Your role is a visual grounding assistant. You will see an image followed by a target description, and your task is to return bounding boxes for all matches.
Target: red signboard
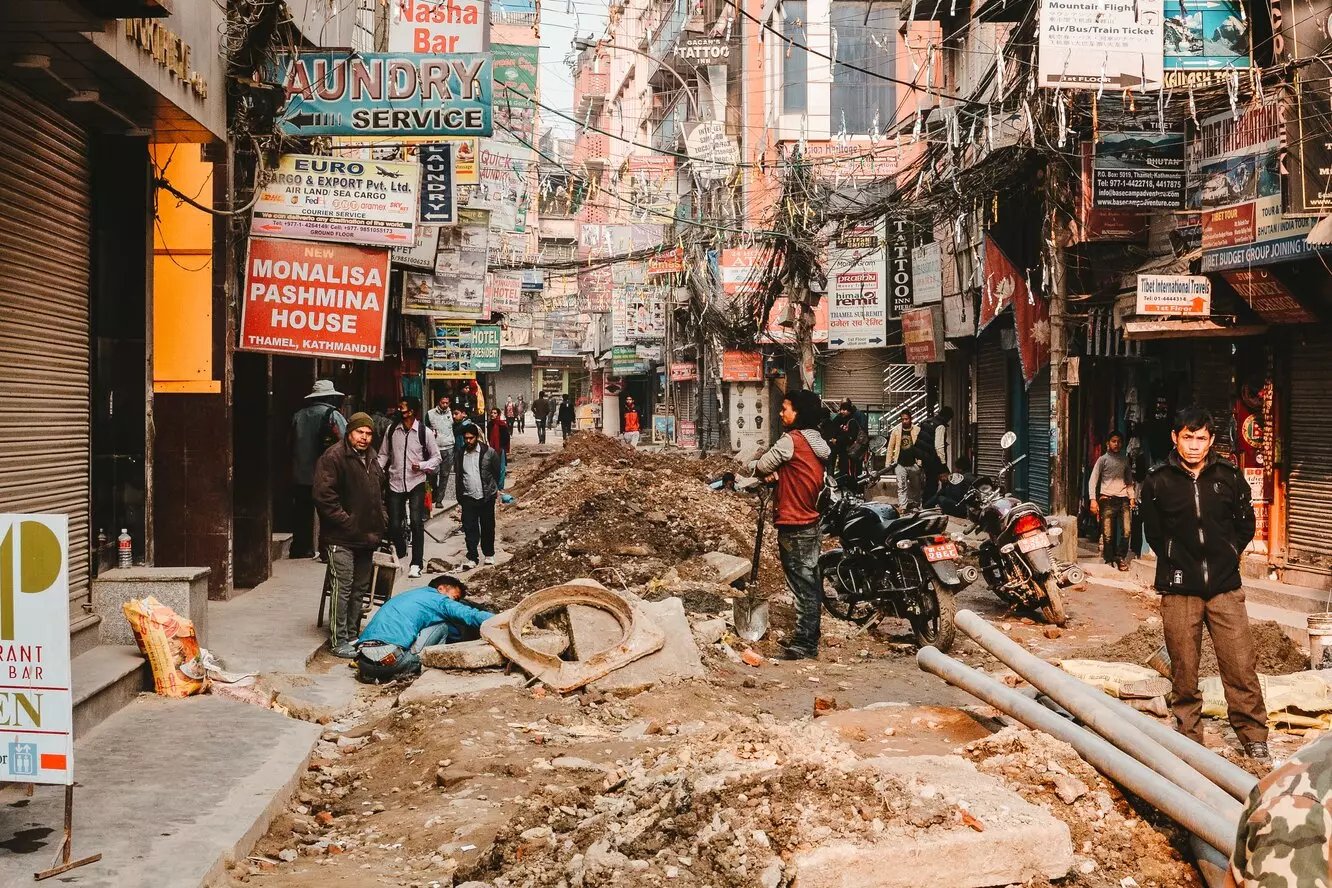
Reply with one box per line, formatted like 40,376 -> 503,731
721,350 -> 764,382
901,307 -> 941,364
1220,268 -> 1317,323
1202,204 -> 1256,250
241,237 -> 391,361
720,247 -> 766,297
647,248 -> 685,275
670,362 -> 698,382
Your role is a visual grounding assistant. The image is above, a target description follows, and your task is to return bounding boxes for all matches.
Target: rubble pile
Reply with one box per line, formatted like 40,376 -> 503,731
964,727 -> 1201,888
1072,619 -> 1307,677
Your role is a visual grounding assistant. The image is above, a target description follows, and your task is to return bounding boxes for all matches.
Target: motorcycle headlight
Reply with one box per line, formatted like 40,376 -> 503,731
1000,543 -> 1016,554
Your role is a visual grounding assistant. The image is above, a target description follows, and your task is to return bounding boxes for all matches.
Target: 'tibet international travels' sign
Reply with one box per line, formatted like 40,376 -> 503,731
241,238 -> 391,360
0,515 -> 73,785
275,52 -> 493,137
251,155 -> 420,247
1136,274 -> 1212,315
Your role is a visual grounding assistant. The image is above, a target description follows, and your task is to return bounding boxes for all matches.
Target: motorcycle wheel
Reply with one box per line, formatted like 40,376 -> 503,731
1039,574 -> 1068,626
822,580 -> 878,626
909,578 -> 957,652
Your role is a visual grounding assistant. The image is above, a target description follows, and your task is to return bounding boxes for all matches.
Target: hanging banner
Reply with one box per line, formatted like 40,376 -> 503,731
0,514 -> 73,785
979,235 -> 1020,333
418,143 -> 456,224
670,362 -> 698,382
485,271 -> 523,314
275,52 -> 493,137
470,323 -> 501,371
684,121 -> 740,183
1077,143 -> 1149,243
626,155 -> 678,221
1198,103 -> 1302,251
241,238 -> 390,360
433,206 -> 489,281
1013,280 -> 1052,387
647,248 -> 685,275
784,141 -> 901,183
886,217 -> 914,318
427,322 -> 477,379
392,223 -> 441,269
1038,0 -> 1164,89
901,306 -> 943,364
404,271 -> 486,318
911,243 -> 942,305
1163,0 -> 1250,89
1136,274 -> 1212,315
1092,132 -> 1187,210
251,154 -> 420,247
612,284 -> 666,343
492,43 -> 539,143
720,247 -> 765,298
1220,268 -> 1317,323
612,344 -> 649,375
828,220 -> 887,350
389,0 -> 485,53
721,350 -> 764,382
577,267 -> 614,312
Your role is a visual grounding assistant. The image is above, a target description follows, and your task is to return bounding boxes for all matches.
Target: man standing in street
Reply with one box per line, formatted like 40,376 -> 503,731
290,379 -> 347,560
488,407 -> 511,488
558,394 -> 575,443
425,394 -> 452,507
1139,406 -> 1269,765
516,395 -> 527,433
747,389 -> 830,661
887,409 -> 919,483
354,574 -> 493,682
456,422 -> 502,569
1089,431 -> 1136,570
621,396 -> 642,448
829,400 -> 865,480
532,391 -> 552,444
379,396 -> 442,579
910,406 -> 954,501
313,412 -> 386,657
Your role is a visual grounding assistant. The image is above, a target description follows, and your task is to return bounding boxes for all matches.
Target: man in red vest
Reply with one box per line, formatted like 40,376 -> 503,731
748,388 -> 831,659
622,396 -> 642,448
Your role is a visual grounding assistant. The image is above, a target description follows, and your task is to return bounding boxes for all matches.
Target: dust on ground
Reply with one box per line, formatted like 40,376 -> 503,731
1071,619 -> 1308,676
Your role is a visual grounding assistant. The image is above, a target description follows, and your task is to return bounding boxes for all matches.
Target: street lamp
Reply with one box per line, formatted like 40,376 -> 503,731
573,37 -> 699,116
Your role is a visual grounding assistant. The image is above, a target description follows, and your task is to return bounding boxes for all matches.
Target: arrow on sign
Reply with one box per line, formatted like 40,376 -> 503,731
386,232 -> 409,241
830,338 -> 846,345
1191,296 -> 1207,313
257,223 -> 282,231
284,111 -> 318,129
868,337 -> 884,344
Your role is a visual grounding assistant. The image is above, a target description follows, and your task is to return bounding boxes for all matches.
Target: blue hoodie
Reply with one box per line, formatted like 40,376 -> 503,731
359,587 -> 493,648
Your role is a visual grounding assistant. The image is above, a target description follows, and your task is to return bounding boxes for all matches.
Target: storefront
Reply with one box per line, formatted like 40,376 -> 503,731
1285,330 -> 1332,572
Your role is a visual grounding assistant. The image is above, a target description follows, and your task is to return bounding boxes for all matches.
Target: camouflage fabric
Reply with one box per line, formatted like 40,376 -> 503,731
1228,733 -> 1332,887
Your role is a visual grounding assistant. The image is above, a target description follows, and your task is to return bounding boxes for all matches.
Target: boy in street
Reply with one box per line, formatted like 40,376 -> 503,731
354,574 -> 493,681
1089,430 -> 1136,570
379,396 -> 443,579
747,389 -> 830,660
456,422 -> 502,569
1139,406 -> 1269,765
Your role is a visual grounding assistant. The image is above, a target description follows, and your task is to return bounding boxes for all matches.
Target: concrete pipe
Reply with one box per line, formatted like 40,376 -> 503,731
1188,835 -> 1231,888
954,609 -> 1256,805
917,646 -> 1239,856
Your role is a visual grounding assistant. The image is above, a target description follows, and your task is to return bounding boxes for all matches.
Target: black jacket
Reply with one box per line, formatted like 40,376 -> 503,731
557,401 -> 575,424
1139,451 -> 1255,596
454,441 -> 502,502
313,440 -> 388,549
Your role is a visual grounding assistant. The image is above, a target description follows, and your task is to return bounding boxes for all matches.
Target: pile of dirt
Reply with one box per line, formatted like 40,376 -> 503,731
1071,620 -> 1308,677
964,727 -> 1202,888
511,431 -> 734,497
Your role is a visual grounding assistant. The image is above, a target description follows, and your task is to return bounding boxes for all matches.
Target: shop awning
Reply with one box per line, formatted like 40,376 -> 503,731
1121,319 -> 1268,340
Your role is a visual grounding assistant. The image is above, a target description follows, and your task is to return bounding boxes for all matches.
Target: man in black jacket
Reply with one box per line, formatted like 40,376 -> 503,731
455,423 -> 502,569
1139,406 -> 1268,764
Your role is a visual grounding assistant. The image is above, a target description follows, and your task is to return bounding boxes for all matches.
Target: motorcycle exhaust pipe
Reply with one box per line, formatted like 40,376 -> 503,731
958,564 -> 980,584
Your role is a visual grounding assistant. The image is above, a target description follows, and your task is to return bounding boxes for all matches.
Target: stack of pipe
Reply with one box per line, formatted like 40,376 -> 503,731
917,609 -> 1258,887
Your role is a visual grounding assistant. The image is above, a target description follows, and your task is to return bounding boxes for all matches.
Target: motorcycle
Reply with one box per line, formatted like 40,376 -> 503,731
959,432 -> 1083,626
819,468 -> 962,651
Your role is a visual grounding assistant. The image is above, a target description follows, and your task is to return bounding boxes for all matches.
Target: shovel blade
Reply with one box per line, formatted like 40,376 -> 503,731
733,594 -> 769,642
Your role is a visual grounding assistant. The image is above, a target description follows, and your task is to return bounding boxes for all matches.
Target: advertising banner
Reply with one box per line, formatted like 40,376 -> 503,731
886,218 -> 914,318
577,267 -> 614,313
784,141 -> 901,182
612,344 -> 648,375
427,322 -> 477,379
241,238 -> 390,360
1038,0 -> 1164,89
1077,143 -> 1149,243
1279,1 -> 1332,216
721,350 -> 764,382
720,247 -> 765,298
1221,268 -> 1317,323
1163,0 -> 1250,88
404,271 -> 486,318
485,271 -> 523,314
677,419 -> 698,448
901,306 -> 943,364
0,514 -> 73,785
827,220 -> 887,350
647,248 -> 685,275
670,362 -> 698,382
392,223 -> 441,269
251,154 -> 419,246
470,323 -> 501,371
473,141 -> 535,232
492,43 -> 539,143
979,235 -> 1019,333
626,156 -> 678,222
1092,132 -> 1187,210
389,0 -> 485,52
612,284 -> 666,344
911,243 -> 942,305
685,120 -> 740,183
275,52 -> 493,137
1136,274 -> 1212,315
418,143 -> 456,224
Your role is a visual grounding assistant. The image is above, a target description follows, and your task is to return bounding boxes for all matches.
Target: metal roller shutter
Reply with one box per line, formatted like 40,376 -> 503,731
975,345 -> 1008,478
1287,336 -> 1332,567
1026,369 -> 1051,510
820,348 -> 892,409
0,80 -> 91,616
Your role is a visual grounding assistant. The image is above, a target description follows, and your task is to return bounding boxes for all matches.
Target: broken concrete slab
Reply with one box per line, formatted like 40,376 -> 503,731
701,551 -> 752,586
422,631 -> 570,670
397,669 -> 523,705
692,617 -> 727,646
590,596 -> 707,696
792,754 -> 1073,888
567,603 -> 624,659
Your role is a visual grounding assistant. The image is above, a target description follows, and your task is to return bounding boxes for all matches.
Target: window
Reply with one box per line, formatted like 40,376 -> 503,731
830,1 -> 896,135
780,1 -> 808,115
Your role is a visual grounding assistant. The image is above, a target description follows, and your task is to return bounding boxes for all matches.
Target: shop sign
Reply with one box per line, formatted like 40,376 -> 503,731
392,224 -> 441,269
787,141 -> 900,182
485,271 -> 523,313
721,349 -> 764,382
612,344 -> 648,375
1077,144 -> 1149,243
828,220 -> 887,350
677,420 -> 698,448
427,323 -> 478,379
1092,132 -> 1187,210
762,296 -> 830,344
124,18 -> 209,99
450,137 -> 480,183
1220,268 -> 1317,322
1136,274 -> 1212,315
652,414 -> 676,443
886,218 -> 913,318
492,44 -> 538,106
251,154 -> 420,247
241,238 -> 390,360
942,291 -> 975,338
521,268 -> 543,290
1038,0 -> 1164,89
670,362 -> 698,382
0,514 -> 73,785
627,156 -> 678,222
612,284 -> 667,344
685,121 -> 739,183
672,37 -> 731,64
404,270 -> 486,318
910,243 -> 942,305
389,0 -> 484,52
647,248 -> 685,275
472,141 -> 535,233
1162,0 -> 1250,89
418,144 -> 456,224
1200,233 -> 1332,271
720,247 -> 765,297
901,306 -> 942,364
275,52 -> 493,137
471,324 -> 501,371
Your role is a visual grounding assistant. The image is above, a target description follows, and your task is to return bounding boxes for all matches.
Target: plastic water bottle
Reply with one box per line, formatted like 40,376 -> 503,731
117,529 -> 132,569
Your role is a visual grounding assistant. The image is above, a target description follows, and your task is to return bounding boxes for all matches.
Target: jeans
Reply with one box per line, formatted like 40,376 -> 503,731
535,419 -> 547,443
497,450 -> 507,490
561,421 -> 573,441
778,522 -> 823,653
326,544 -> 373,647
357,621 -> 452,680
1099,496 -> 1132,563
460,495 -> 496,561
387,483 -> 428,569
291,484 -> 315,558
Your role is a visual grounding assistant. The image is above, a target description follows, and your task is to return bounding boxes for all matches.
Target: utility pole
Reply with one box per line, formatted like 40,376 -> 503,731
1047,177 -> 1070,516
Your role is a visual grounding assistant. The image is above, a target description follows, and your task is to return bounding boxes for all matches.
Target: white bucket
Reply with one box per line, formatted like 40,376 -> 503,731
1307,612 -> 1332,668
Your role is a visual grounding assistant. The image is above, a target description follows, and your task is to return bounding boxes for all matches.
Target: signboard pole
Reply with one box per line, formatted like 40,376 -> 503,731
34,785 -> 101,880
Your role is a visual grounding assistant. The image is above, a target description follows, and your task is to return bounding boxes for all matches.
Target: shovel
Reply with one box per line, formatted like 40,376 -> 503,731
733,486 -> 770,642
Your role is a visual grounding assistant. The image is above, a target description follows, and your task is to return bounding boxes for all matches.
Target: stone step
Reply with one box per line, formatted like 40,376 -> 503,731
72,645 -> 150,739
1244,576 -> 1332,617
70,612 -> 103,659
271,532 -> 293,561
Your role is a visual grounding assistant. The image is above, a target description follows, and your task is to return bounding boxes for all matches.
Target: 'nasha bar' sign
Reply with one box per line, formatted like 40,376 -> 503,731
241,238 -> 391,361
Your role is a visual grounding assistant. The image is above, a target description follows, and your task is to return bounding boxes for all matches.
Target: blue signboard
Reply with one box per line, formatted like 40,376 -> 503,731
1200,232 -> 1331,272
418,144 -> 456,224
274,52 -> 493,138
1163,0 -> 1249,87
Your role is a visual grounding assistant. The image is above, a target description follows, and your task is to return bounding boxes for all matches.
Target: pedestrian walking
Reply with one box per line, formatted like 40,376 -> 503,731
455,423 -> 502,569
290,380 -> 347,559
747,389 -> 830,660
532,391 -> 552,444
488,407 -> 511,488
1089,431 -> 1136,570
354,574 -> 493,681
425,394 -> 453,505
504,396 -> 517,426
516,396 -> 527,433
621,396 -> 642,448
886,409 -> 920,501
1139,405 -> 1269,765
378,396 -> 442,579
313,412 -> 387,657
895,449 -> 924,512
829,400 -> 866,480
558,394 -> 575,442
909,406 -> 953,501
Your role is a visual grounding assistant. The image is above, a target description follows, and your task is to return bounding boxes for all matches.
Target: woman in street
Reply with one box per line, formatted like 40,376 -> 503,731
488,407 -> 512,489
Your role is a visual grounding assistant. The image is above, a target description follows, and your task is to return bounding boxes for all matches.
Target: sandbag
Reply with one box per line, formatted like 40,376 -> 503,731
1057,659 -> 1171,698
122,596 -> 205,698
1202,670 -> 1332,731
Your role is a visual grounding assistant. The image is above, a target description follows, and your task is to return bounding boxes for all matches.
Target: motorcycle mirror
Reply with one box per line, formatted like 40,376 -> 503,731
868,435 -> 888,457
1000,431 -> 1017,450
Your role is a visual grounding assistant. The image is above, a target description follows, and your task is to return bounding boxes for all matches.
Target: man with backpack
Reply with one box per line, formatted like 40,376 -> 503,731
378,396 -> 442,579
909,406 -> 954,502
291,380 -> 347,559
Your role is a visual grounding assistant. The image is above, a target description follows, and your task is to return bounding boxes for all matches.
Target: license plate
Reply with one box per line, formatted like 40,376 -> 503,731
923,541 -> 959,562
1017,532 -> 1050,553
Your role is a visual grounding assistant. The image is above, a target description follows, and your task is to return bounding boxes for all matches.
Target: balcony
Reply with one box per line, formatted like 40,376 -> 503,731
645,2 -> 686,82
574,67 -> 610,119
572,130 -> 610,172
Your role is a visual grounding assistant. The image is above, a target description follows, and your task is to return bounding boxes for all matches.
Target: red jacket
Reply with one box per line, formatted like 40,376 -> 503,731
488,417 -> 511,454
623,408 -> 640,433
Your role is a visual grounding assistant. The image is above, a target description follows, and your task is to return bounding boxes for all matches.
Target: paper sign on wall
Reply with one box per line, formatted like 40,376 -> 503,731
251,154 -> 419,247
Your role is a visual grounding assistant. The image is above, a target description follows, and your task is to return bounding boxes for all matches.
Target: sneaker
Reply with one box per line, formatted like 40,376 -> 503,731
408,565 -> 422,579
1244,741 -> 1273,766
460,559 -> 479,571
331,643 -> 358,659
484,556 -> 496,566
1117,559 -> 1130,572
778,645 -> 817,661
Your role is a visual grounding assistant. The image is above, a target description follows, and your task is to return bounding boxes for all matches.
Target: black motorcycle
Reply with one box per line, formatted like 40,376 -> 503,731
960,432 -> 1083,626
819,470 -> 961,651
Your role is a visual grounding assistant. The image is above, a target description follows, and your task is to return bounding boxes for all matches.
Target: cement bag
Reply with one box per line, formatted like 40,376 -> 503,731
1202,670 -> 1332,731
1057,659 -> 1170,698
122,596 -> 206,698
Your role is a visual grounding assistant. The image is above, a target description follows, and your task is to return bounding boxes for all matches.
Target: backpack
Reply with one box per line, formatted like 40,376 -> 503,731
316,405 -> 342,454
385,418 -> 429,464
911,418 -> 946,474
